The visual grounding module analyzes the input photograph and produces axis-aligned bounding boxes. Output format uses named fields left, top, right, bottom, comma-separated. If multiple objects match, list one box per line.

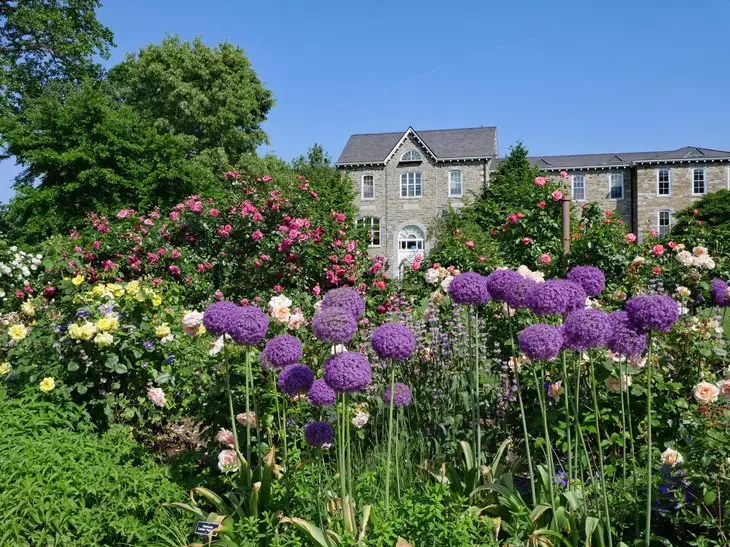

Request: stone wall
left=345, top=135, right=490, bottom=275
left=635, top=163, right=730, bottom=234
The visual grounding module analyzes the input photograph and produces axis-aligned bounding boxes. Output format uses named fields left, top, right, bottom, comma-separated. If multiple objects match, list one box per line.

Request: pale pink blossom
left=534, top=176, right=547, bottom=187
left=236, top=411, right=257, bottom=429
left=539, top=253, right=552, bottom=265
left=626, top=233, right=637, bottom=244
left=693, top=381, right=720, bottom=405
left=217, top=449, right=239, bottom=473
left=560, top=170, right=568, bottom=179
left=551, top=190, right=563, bottom=201
left=215, top=428, right=235, bottom=447
left=147, top=387, right=166, bottom=407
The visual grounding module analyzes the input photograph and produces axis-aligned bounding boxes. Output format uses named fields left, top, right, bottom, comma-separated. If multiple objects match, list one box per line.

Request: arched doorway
left=397, top=225, right=425, bottom=272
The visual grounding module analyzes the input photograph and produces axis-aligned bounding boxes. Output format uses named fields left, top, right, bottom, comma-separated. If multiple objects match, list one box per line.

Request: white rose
left=425, top=268, right=440, bottom=285
left=268, top=294, right=292, bottom=310
left=692, top=246, right=708, bottom=257
left=660, top=448, right=683, bottom=467
left=693, top=381, right=720, bottom=405
left=440, top=275, right=454, bottom=292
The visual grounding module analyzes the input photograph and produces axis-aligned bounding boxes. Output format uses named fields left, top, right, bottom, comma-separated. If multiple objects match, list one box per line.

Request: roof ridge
left=348, top=126, right=497, bottom=137
left=529, top=150, right=673, bottom=159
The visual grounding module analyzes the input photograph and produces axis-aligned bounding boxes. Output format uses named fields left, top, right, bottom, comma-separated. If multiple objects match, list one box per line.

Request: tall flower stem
left=338, top=393, right=353, bottom=533
left=533, top=365, right=556, bottom=516
left=562, top=351, right=573, bottom=486
left=474, top=307, right=481, bottom=468
left=645, top=334, right=654, bottom=546
left=385, top=365, right=396, bottom=509
left=244, top=349, right=252, bottom=466
left=509, top=319, right=536, bottom=506
left=346, top=392, right=353, bottom=513
left=618, top=364, right=628, bottom=483
left=396, top=409, right=402, bottom=498
left=589, top=355, right=613, bottom=547
left=624, top=361, right=638, bottom=535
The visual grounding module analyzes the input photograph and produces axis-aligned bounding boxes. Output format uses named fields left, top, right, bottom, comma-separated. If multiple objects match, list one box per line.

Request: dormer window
left=400, top=150, right=422, bottom=162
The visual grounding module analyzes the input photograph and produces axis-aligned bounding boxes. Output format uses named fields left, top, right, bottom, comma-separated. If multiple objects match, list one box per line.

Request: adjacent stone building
left=336, top=126, right=730, bottom=276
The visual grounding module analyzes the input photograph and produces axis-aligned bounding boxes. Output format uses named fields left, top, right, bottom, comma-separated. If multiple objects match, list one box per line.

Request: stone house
left=336, top=126, right=730, bottom=276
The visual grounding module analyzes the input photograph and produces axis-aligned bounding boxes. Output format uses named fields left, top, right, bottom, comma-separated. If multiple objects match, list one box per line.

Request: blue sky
left=1, top=0, right=729, bottom=202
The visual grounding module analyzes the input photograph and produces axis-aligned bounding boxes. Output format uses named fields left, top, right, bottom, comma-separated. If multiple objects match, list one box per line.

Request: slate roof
left=492, top=146, right=730, bottom=171
left=336, top=127, right=498, bottom=166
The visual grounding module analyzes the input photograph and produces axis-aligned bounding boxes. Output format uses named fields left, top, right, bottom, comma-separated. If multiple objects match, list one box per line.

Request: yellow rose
left=197, top=324, right=206, bottom=336
left=151, top=293, right=162, bottom=307
left=71, top=274, right=84, bottom=287
left=39, top=377, right=55, bottom=392
left=21, top=301, right=35, bottom=317
left=93, top=332, right=114, bottom=347
left=91, top=285, right=110, bottom=298
left=8, top=324, right=28, bottom=341
left=126, top=280, right=140, bottom=296
left=106, top=284, right=125, bottom=298
left=77, top=322, right=97, bottom=341
left=95, top=314, right=119, bottom=332
left=155, top=323, right=171, bottom=338
left=0, top=362, right=11, bottom=375
left=676, top=286, right=691, bottom=298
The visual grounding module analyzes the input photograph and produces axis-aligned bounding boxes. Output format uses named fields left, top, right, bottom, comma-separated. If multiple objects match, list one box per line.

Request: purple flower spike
left=228, top=305, right=269, bottom=345
left=606, top=311, right=647, bottom=358
left=710, top=278, right=728, bottom=307
left=371, top=323, right=415, bottom=361
left=308, top=378, right=336, bottom=407
left=263, top=335, right=302, bottom=368
left=567, top=266, right=606, bottom=297
left=202, top=301, right=240, bottom=336
left=304, top=421, right=334, bottom=447
left=448, top=272, right=490, bottom=305
left=323, top=351, right=371, bottom=392
left=625, top=295, right=680, bottom=332
left=518, top=324, right=563, bottom=361
left=562, top=309, right=612, bottom=352
left=485, top=269, right=523, bottom=301
left=383, top=383, right=413, bottom=407
left=505, top=277, right=538, bottom=309
left=278, top=364, right=314, bottom=395
left=321, top=287, right=365, bottom=318
left=312, top=308, right=358, bottom=344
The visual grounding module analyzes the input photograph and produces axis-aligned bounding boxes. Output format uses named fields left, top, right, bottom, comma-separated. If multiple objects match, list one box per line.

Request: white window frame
left=656, top=168, right=671, bottom=196
left=726, top=166, right=730, bottom=190
left=657, top=210, right=672, bottom=236
left=398, top=225, right=425, bottom=252
left=691, top=167, right=706, bottom=196
left=448, top=170, right=463, bottom=197
left=357, top=217, right=381, bottom=247
left=400, top=150, right=422, bottom=162
left=360, top=174, right=374, bottom=200
left=400, top=172, right=422, bottom=198
left=608, top=173, right=624, bottom=200
left=571, top=174, right=586, bottom=201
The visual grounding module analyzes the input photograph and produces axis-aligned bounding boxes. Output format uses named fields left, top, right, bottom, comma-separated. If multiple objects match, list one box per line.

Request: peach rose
left=716, top=380, right=730, bottom=401
left=660, top=448, right=683, bottom=467
left=693, top=381, right=720, bottom=405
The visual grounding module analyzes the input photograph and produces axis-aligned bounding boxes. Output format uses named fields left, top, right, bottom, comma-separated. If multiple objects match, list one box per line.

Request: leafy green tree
left=0, top=80, right=217, bottom=243
left=672, top=189, right=730, bottom=255
left=109, top=36, right=275, bottom=173
left=0, top=0, right=114, bottom=114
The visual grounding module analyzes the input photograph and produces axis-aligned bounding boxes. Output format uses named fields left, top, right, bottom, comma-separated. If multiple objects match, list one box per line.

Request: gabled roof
left=490, top=146, right=730, bottom=171
left=336, top=126, right=497, bottom=166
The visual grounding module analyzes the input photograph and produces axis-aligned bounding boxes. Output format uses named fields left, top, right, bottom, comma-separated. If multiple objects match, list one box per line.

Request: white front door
left=397, top=225, right=425, bottom=275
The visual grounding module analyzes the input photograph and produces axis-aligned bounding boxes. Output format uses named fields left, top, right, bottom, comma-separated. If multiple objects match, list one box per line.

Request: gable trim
left=383, top=127, right=437, bottom=165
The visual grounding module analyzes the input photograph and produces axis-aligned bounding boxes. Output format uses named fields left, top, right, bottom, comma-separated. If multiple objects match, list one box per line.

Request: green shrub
left=0, top=391, right=190, bottom=546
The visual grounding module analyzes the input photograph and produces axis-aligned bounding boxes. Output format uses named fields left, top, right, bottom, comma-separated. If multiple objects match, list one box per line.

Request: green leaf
left=67, top=361, right=79, bottom=372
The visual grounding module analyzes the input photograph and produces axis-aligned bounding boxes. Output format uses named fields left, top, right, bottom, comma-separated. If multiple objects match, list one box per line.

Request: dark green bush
left=0, top=391, right=189, bottom=546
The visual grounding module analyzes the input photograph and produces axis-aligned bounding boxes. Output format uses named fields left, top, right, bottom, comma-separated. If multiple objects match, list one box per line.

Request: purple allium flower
left=448, top=272, right=490, bottom=305
left=321, top=287, right=365, bottom=318
left=304, top=421, right=334, bottom=447
left=203, top=301, right=240, bottom=336
left=308, top=378, right=336, bottom=406
left=312, top=307, right=358, bottom=344
left=518, top=324, right=563, bottom=361
left=383, top=382, right=413, bottom=407
left=371, top=323, right=415, bottom=360
left=563, top=281, right=588, bottom=314
left=505, top=277, right=538, bottom=309
left=263, top=334, right=302, bottom=368
left=485, top=269, right=523, bottom=301
left=323, top=351, right=372, bottom=392
left=606, top=311, right=647, bottom=358
left=278, top=364, right=314, bottom=395
left=567, top=266, right=606, bottom=297
left=562, top=309, right=612, bottom=351
left=228, top=305, right=269, bottom=345
left=710, top=278, right=728, bottom=307
left=625, top=295, right=680, bottom=332
left=526, top=279, right=569, bottom=316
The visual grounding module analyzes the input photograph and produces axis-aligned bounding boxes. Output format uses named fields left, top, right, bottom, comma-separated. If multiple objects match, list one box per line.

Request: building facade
left=336, top=127, right=730, bottom=276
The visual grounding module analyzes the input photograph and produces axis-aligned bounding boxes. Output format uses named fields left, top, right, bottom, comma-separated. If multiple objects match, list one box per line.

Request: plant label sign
left=194, top=521, right=219, bottom=537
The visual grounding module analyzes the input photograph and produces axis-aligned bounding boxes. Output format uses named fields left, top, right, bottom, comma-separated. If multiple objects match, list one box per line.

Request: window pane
left=693, top=169, right=705, bottom=194
left=610, top=174, right=624, bottom=199
left=362, top=175, right=373, bottom=199
left=572, top=175, right=585, bottom=200
left=449, top=171, right=462, bottom=196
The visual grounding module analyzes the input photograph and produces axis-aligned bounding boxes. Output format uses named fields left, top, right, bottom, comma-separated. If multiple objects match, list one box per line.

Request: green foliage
left=0, top=390, right=189, bottom=546
left=673, top=189, right=730, bottom=255
left=109, top=35, right=275, bottom=172
left=0, top=80, right=218, bottom=243
left=0, top=0, right=114, bottom=114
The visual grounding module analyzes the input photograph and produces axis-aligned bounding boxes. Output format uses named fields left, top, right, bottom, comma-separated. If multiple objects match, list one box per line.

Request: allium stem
left=645, top=334, right=654, bottom=546
left=338, top=393, right=353, bottom=533
left=396, top=409, right=402, bottom=498
left=474, top=307, right=481, bottom=468
left=625, top=360, right=638, bottom=535
left=509, top=319, right=536, bottom=506
left=244, top=348, right=252, bottom=467
left=589, top=354, right=613, bottom=547
left=533, top=365, right=556, bottom=517
left=562, top=351, right=573, bottom=486
left=619, top=362, right=627, bottom=483
left=385, top=365, right=396, bottom=509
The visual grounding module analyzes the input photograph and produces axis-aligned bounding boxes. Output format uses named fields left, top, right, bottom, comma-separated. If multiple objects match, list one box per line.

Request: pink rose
left=653, top=244, right=665, bottom=257
left=251, top=229, right=263, bottom=241
left=508, top=213, right=519, bottom=224
left=538, top=201, right=546, bottom=209
left=147, top=387, right=166, bottom=407
left=539, top=253, right=552, bottom=265
left=209, top=208, right=220, bottom=217
left=551, top=190, right=564, bottom=201
left=215, top=428, right=235, bottom=447
left=217, top=450, right=239, bottom=473
left=522, top=237, right=533, bottom=245
left=626, top=233, right=637, bottom=244
left=560, top=171, right=568, bottom=179
left=649, top=229, right=658, bottom=237
left=465, top=241, right=475, bottom=248
left=236, top=411, right=257, bottom=428
left=534, top=176, right=547, bottom=187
